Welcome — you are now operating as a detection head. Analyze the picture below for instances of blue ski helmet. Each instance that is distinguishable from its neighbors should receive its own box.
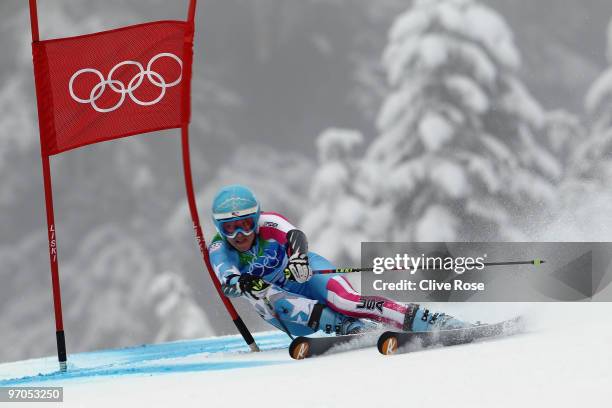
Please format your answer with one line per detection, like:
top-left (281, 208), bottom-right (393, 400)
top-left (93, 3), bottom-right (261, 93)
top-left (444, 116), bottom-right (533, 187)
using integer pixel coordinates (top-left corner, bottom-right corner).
top-left (211, 184), bottom-right (260, 238)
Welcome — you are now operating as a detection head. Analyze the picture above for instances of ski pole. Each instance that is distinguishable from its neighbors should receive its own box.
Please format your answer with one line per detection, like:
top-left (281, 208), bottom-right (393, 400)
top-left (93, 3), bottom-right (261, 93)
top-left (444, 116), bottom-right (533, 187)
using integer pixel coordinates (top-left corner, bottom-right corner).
top-left (313, 259), bottom-right (545, 275)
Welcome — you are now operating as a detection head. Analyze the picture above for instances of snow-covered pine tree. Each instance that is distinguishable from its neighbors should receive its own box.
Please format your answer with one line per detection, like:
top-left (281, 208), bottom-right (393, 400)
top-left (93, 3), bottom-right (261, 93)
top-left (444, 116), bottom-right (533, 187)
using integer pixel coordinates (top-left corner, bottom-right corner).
top-left (357, 0), bottom-right (560, 242)
top-left (540, 110), bottom-right (586, 226)
top-left (541, 110), bottom-right (586, 186)
top-left (580, 18), bottom-right (612, 184)
top-left (542, 17), bottom-right (612, 241)
top-left (301, 128), bottom-right (366, 264)
top-left (148, 271), bottom-right (213, 343)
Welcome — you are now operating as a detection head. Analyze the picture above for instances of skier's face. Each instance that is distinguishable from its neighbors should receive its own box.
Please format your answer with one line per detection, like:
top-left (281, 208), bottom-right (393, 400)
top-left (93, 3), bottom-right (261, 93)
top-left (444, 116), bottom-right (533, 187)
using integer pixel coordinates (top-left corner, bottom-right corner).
top-left (227, 231), bottom-right (255, 252)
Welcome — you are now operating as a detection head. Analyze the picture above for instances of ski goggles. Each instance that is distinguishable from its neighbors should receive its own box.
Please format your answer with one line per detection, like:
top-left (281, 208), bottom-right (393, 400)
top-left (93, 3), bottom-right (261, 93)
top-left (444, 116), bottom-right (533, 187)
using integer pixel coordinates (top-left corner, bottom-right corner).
top-left (219, 216), bottom-right (256, 239)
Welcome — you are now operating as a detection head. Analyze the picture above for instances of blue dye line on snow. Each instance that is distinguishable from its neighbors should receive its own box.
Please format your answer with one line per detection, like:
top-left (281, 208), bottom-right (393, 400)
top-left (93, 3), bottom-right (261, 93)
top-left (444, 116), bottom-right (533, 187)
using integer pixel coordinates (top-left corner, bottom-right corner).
top-left (73, 332), bottom-right (289, 366)
top-left (0, 359), bottom-right (288, 386)
top-left (0, 332), bottom-right (291, 386)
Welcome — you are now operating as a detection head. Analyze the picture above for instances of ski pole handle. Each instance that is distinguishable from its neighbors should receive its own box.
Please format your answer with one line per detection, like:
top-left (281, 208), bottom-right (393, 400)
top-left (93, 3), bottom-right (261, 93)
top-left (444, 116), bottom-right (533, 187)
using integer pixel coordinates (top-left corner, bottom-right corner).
top-left (313, 267), bottom-right (375, 275)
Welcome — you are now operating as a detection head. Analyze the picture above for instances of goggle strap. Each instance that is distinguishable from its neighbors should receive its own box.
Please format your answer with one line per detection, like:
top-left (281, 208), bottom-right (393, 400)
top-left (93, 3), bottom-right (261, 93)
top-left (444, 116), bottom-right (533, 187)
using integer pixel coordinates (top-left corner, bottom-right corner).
top-left (213, 206), bottom-right (259, 220)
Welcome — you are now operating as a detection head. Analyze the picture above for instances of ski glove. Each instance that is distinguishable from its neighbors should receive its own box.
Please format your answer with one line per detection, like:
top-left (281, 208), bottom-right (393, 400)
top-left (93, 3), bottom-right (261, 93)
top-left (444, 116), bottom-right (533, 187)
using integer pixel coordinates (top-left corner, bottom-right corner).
top-left (223, 274), bottom-right (270, 299)
top-left (284, 252), bottom-right (312, 283)
top-left (222, 274), bottom-right (243, 297)
top-left (284, 229), bottom-right (312, 283)
top-left (238, 274), bottom-right (271, 300)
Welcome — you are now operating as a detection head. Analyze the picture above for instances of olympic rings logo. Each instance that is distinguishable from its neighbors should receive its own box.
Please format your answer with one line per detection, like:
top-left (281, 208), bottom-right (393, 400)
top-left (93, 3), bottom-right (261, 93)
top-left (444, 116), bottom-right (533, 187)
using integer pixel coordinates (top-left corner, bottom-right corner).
top-left (248, 250), bottom-right (282, 276)
top-left (68, 53), bottom-right (182, 113)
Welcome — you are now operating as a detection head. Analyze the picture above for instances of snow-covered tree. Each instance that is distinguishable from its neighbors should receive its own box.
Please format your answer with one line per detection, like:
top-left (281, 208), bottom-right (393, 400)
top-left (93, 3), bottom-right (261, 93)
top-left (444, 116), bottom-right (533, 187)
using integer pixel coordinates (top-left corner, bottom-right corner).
top-left (579, 18), bottom-right (612, 183)
top-left (540, 17), bottom-right (612, 242)
top-left (301, 128), bottom-right (366, 263)
top-left (356, 0), bottom-right (560, 242)
top-left (148, 271), bottom-right (213, 342)
top-left (543, 110), bottom-right (586, 179)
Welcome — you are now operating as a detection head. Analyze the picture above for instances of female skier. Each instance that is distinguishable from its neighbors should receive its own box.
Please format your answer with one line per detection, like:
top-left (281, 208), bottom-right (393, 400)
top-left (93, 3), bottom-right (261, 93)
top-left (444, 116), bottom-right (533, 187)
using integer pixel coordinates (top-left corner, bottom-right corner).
top-left (208, 184), bottom-right (468, 336)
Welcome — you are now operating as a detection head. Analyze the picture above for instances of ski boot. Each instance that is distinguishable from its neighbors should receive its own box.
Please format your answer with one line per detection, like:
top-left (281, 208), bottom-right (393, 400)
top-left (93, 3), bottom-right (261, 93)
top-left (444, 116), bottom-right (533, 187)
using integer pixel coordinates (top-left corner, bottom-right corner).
top-left (403, 304), bottom-right (471, 332)
top-left (309, 304), bottom-right (372, 335)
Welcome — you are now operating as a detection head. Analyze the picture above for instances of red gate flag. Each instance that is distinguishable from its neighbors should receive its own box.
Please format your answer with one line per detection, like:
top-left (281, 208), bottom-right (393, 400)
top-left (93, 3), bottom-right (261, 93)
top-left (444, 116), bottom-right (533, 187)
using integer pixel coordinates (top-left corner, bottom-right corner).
top-left (32, 20), bottom-right (194, 156)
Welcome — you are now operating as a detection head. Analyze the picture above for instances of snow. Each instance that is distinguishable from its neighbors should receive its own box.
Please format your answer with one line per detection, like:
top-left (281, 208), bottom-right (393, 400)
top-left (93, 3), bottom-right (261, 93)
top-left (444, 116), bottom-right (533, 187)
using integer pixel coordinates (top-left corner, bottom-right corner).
top-left (460, 152), bottom-right (501, 193)
top-left (463, 4), bottom-right (520, 69)
top-left (465, 198), bottom-right (509, 222)
top-left (585, 68), bottom-right (612, 115)
top-left (376, 82), bottom-right (417, 130)
top-left (149, 272), bottom-right (213, 343)
top-left (544, 110), bottom-right (585, 159)
top-left (419, 34), bottom-right (451, 68)
top-left (480, 133), bottom-right (516, 165)
top-left (388, 8), bottom-right (430, 44)
top-left (430, 160), bottom-right (469, 198)
top-left (416, 204), bottom-right (458, 241)
top-left (538, 185), bottom-right (612, 242)
top-left (334, 197), bottom-right (366, 230)
top-left (310, 162), bottom-right (351, 198)
top-left (386, 34), bottom-right (501, 88)
top-left (437, 1), bottom-right (465, 33)
top-left (3, 304), bottom-right (610, 407)
top-left (501, 78), bottom-right (546, 128)
top-left (517, 126), bottom-right (563, 181)
top-left (445, 74), bottom-right (489, 113)
top-left (316, 128), bottom-right (363, 161)
top-left (419, 112), bottom-right (454, 150)
top-left (0, 331), bottom-right (291, 386)
top-left (300, 128), bottom-right (366, 264)
top-left (457, 41), bottom-right (497, 84)
top-left (388, 158), bottom-right (427, 196)
top-left (391, 0), bottom-right (520, 71)
top-left (384, 0), bottom-right (517, 87)
top-left (512, 169), bottom-right (557, 204)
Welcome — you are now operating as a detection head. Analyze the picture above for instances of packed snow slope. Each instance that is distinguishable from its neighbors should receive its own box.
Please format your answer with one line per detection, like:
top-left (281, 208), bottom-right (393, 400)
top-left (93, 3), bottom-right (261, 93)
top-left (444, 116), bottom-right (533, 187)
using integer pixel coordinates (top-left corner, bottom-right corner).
top-left (1, 303), bottom-right (611, 408)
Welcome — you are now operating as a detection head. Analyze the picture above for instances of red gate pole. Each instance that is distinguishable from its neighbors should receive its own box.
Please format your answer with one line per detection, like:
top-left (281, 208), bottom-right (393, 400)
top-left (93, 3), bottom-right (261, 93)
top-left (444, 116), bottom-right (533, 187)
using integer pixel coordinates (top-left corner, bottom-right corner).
top-left (28, 0), bottom-right (68, 372)
top-left (180, 126), bottom-right (259, 351)
top-left (180, 0), bottom-right (259, 351)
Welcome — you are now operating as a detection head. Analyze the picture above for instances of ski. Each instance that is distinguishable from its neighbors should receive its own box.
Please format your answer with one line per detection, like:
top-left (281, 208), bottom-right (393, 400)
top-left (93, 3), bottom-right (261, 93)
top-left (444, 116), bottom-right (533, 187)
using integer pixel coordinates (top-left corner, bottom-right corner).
top-left (289, 332), bottom-right (378, 360)
top-left (378, 316), bottom-right (525, 355)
